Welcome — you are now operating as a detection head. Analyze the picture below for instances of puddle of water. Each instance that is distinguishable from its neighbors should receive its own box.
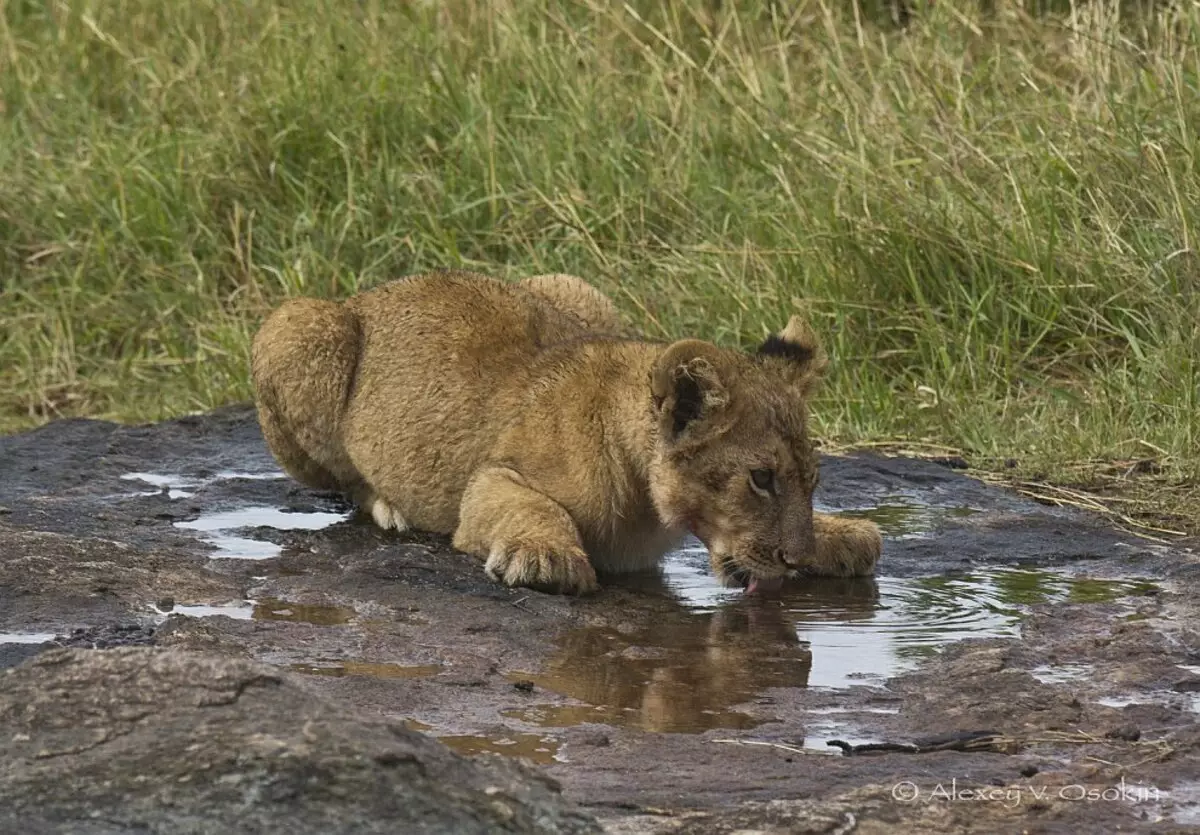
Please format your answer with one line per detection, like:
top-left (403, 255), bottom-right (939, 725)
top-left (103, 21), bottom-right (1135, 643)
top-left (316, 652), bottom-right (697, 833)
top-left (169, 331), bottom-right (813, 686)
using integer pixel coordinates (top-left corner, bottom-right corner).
top-left (121, 472), bottom-right (199, 499)
top-left (655, 548), bottom-right (1155, 689)
top-left (1097, 694), bottom-right (1161, 709)
top-left (806, 705), bottom-right (901, 715)
top-left (177, 507), bottom-right (348, 533)
top-left (1166, 780), bottom-right (1200, 825)
top-left (1030, 663), bottom-right (1095, 685)
top-left (502, 701), bottom-right (761, 733)
top-left (504, 601), bottom-right (813, 732)
top-left (201, 535), bottom-right (285, 560)
top-left (0, 632), bottom-right (56, 644)
top-left (438, 733), bottom-right (562, 765)
top-left (173, 506), bottom-right (349, 560)
top-left (212, 470), bottom-right (287, 481)
top-left (153, 602), bottom-right (256, 620)
top-left (121, 470), bottom-right (286, 501)
top-left (801, 722), bottom-right (886, 754)
top-left (253, 597), bottom-right (356, 625)
top-left (291, 661), bottom-right (442, 679)
top-left (829, 500), bottom-right (981, 539)
top-left (149, 597), bottom-right (354, 626)
top-left (506, 551), bottom-right (1158, 734)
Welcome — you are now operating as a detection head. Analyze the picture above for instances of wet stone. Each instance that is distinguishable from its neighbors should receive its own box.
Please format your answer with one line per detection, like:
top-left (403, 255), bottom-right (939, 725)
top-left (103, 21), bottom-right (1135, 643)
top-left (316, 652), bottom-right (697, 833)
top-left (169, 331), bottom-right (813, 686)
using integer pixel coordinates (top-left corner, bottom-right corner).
top-left (0, 647), bottom-right (598, 834)
top-left (0, 406), bottom-right (1197, 833)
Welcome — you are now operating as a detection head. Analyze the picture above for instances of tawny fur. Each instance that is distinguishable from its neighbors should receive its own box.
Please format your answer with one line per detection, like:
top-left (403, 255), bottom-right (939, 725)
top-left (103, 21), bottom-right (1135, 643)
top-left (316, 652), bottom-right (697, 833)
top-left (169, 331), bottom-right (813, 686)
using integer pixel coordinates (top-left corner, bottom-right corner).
top-left (251, 270), bottom-right (881, 595)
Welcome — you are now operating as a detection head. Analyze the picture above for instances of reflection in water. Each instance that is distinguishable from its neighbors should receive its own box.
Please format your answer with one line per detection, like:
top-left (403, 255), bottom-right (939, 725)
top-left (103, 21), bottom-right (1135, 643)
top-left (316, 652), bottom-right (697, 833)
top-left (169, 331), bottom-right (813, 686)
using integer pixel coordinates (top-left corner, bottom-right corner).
top-left (798, 722), bottom-right (885, 753)
top-left (831, 500), bottom-right (980, 538)
top-left (506, 548), bottom-right (1159, 733)
top-left (504, 596), bottom-right (817, 733)
top-left (150, 597), bottom-right (357, 626)
top-left (659, 545), bottom-right (1155, 688)
top-left (253, 597), bottom-right (357, 625)
top-left (438, 733), bottom-right (561, 764)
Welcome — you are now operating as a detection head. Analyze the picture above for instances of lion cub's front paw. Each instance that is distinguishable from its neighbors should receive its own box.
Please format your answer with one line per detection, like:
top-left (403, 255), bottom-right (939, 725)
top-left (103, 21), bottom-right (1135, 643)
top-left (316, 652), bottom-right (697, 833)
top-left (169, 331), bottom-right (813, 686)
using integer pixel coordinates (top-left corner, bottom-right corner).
top-left (484, 542), bottom-right (599, 596)
top-left (813, 515), bottom-right (882, 577)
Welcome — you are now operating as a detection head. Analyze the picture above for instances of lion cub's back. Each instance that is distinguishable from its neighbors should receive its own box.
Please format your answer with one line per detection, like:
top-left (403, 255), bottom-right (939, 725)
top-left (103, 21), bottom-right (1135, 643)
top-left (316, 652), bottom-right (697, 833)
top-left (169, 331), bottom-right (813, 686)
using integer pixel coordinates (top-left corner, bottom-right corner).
top-left (340, 271), bottom-right (564, 530)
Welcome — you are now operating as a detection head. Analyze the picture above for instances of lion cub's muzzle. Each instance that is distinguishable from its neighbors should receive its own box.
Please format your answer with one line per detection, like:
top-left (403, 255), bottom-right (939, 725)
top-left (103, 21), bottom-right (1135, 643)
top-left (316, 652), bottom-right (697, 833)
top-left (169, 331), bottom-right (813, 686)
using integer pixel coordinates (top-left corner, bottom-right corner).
top-left (716, 553), bottom-right (790, 595)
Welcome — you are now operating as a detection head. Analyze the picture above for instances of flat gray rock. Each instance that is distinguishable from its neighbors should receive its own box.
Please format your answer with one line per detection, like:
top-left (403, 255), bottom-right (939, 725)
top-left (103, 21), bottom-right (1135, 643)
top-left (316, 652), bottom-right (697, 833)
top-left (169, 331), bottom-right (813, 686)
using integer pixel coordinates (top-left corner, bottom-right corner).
top-left (0, 646), bottom-right (600, 835)
top-left (2, 406), bottom-right (1200, 831)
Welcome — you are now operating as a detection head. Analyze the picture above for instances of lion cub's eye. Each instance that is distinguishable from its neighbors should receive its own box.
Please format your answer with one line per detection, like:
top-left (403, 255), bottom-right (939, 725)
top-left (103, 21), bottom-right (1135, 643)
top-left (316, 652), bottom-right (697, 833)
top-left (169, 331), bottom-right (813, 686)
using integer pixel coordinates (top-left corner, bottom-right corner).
top-left (749, 468), bottom-right (776, 497)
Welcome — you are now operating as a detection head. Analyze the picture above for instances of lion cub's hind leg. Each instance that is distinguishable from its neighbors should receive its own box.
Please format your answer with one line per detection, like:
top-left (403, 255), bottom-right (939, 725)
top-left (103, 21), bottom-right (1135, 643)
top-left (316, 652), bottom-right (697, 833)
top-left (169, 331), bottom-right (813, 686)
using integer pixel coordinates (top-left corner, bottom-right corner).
top-left (251, 298), bottom-right (364, 497)
top-left (519, 274), bottom-right (624, 334)
top-left (810, 512), bottom-right (882, 577)
top-left (453, 465), bottom-right (599, 595)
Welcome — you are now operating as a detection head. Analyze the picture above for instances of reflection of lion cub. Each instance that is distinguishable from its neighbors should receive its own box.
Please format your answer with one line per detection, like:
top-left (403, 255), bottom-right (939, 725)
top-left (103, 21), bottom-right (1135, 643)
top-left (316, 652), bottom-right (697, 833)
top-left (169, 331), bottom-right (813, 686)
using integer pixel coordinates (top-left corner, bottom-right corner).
top-left (251, 271), bottom-right (881, 595)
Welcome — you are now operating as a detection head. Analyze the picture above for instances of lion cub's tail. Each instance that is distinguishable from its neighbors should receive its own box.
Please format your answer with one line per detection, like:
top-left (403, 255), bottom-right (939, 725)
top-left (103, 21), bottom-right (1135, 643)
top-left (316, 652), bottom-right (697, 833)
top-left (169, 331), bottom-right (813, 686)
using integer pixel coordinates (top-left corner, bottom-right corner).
top-left (250, 298), bottom-right (362, 491)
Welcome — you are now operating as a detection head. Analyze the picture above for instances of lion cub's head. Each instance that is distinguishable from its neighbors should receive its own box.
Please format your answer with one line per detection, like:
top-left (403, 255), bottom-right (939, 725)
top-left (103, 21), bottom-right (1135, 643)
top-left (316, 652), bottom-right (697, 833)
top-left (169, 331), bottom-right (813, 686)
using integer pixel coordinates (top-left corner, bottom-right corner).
top-left (647, 316), bottom-right (854, 591)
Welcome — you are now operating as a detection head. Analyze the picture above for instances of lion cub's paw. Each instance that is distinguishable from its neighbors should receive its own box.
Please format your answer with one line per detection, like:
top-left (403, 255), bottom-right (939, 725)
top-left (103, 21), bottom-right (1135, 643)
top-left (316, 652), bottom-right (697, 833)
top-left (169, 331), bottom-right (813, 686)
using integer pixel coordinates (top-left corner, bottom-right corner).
top-left (813, 515), bottom-right (882, 578)
top-left (368, 496), bottom-right (409, 532)
top-left (485, 542), bottom-right (599, 596)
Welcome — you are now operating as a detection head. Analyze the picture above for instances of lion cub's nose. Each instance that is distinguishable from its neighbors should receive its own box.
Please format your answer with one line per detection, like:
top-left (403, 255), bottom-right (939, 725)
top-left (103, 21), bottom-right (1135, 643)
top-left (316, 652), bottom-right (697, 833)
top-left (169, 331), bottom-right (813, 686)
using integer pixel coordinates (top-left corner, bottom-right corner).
top-left (778, 545), bottom-right (814, 569)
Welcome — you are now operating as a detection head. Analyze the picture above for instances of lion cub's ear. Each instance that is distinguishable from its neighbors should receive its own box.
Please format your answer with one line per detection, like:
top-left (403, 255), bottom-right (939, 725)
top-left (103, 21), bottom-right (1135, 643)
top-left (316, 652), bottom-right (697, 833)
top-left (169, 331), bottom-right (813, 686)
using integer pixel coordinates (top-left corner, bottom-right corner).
top-left (650, 340), bottom-right (730, 442)
top-left (757, 315), bottom-right (828, 396)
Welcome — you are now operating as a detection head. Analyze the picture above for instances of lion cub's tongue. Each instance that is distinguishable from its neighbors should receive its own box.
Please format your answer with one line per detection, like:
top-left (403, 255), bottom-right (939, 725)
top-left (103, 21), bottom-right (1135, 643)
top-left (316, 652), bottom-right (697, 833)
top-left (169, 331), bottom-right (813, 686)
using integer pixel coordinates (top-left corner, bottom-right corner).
top-left (746, 576), bottom-right (784, 595)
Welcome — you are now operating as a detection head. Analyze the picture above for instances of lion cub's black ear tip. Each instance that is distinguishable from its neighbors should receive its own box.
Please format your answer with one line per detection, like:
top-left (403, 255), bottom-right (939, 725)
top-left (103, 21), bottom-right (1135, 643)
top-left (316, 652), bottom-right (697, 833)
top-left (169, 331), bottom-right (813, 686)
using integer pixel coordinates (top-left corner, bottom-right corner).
top-left (757, 334), bottom-right (815, 365)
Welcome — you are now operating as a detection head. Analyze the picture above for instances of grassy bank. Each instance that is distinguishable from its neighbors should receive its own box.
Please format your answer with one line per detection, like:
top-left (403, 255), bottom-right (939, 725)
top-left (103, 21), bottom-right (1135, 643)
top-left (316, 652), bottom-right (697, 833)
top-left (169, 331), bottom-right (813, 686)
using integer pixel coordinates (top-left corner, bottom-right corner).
top-left (2, 1), bottom-right (1198, 531)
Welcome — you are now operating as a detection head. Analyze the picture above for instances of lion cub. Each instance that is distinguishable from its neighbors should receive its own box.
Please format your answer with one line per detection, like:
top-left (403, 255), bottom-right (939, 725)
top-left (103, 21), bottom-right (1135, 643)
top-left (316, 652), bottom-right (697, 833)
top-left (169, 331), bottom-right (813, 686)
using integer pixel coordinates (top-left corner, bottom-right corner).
top-left (251, 271), bottom-right (881, 595)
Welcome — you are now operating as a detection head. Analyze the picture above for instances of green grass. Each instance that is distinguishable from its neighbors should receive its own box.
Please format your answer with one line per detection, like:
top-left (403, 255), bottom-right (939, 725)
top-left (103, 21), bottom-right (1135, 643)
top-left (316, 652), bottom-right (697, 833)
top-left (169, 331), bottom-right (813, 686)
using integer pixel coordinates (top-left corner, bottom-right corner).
top-left (2, 0), bottom-right (1198, 516)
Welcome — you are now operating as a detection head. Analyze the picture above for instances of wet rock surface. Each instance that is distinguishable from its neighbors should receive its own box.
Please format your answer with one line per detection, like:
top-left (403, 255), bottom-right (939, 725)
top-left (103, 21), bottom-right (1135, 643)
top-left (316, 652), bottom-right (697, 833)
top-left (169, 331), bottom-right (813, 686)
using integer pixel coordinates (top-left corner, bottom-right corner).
top-left (0, 647), bottom-right (600, 834)
top-left (2, 405), bottom-right (1200, 832)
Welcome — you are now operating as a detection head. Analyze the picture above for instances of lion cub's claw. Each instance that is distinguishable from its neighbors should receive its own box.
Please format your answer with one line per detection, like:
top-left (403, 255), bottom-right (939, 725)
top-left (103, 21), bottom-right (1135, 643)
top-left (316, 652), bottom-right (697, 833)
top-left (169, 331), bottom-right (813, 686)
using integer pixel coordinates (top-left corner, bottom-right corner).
top-left (485, 543), bottom-right (599, 596)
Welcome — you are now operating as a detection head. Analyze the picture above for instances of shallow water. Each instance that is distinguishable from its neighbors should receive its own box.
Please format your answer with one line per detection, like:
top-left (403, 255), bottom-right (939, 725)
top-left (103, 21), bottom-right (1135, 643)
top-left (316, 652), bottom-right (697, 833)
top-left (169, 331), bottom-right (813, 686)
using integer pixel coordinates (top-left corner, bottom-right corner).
top-left (1167, 782), bottom-right (1200, 826)
top-left (0, 632), bottom-right (56, 644)
top-left (153, 602), bottom-right (257, 620)
top-left (152, 597), bottom-right (357, 626)
top-left (291, 661), bottom-right (442, 679)
top-left (645, 540), bottom-right (1154, 685)
top-left (121, 472), bottom-right (200, 499)
top-left (253, 597), bottom-right (357, 625)
top-left (122, 470), bottom-right (286, 500)
top-left (827, 498), bottom-right (981, 539)
top-left (174, 506), bottom-right (350, 560)
top-left (1029, 663), bottom-right (1096, 685)
top-left (438, 733), bottom-right (562, 765)
top-left (501, 545), bottom-right (1157, 733)
top-left (139, 492), bottom-right (1159, 747)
